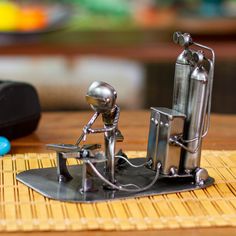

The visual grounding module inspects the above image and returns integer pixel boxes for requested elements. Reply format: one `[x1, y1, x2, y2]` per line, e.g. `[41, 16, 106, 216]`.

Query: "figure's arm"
[87, 126, 113, 133]
[76, 112, 99, 145]
[83, 112, 100, 131]
[88, 106, 120, 134]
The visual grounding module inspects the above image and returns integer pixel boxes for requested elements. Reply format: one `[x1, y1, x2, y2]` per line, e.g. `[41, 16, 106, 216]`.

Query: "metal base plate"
[16, 158, 214, 203]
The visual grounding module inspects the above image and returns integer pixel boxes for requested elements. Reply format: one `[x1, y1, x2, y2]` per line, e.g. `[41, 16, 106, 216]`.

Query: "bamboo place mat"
[1, 150, 236, 232]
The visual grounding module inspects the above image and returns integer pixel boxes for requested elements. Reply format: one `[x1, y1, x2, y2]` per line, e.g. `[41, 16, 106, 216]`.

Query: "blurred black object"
[0, 81, 41, 140]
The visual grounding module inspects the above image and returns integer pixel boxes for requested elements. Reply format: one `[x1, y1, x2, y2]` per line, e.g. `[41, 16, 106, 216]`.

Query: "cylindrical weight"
[182, 65, 209, 172]
[172, 49, 194, 115]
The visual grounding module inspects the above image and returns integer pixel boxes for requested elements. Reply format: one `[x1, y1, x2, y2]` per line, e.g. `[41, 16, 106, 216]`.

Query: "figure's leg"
[56, 152, 73, 183]
[104, 131, 116, 185]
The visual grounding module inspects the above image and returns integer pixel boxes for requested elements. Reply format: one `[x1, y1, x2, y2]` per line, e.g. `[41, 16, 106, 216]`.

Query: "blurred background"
[0, 0, 235, 113]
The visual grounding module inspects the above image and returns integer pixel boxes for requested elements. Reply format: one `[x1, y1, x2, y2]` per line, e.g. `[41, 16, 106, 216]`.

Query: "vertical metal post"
[56, 152, 72, 182]
[104, 129, 116, 184]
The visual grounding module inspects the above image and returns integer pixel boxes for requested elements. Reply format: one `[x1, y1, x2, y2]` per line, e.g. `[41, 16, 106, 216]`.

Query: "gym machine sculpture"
[17, 32, 215, 202]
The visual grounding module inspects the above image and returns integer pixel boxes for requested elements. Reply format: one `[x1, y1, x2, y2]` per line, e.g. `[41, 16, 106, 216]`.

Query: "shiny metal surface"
[86, 81, 117, 113]
[194, 44, 215, 138]
[172, 32, 195, 115]
[172, 50, 194, 114]
[147, 107, 186, 175]
[182, 66, 208, 171]
[194, 167, 209, 186]
[173, 31, 181, 44]
[16, 158, 214, 203]
[178, 33, 193, 47]
[173, 32, 193, 47]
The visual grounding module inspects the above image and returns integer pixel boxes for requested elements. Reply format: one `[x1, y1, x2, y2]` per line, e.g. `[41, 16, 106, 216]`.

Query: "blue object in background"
[0, 136, 11, 156]
[200, 0, 224, 17]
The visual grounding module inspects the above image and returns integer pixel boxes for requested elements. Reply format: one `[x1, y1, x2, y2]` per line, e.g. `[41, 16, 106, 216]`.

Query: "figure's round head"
[86, 81, 117, 113]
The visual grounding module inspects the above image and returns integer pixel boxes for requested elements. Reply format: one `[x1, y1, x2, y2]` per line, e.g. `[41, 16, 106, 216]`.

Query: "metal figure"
[76, 81, 124, 185]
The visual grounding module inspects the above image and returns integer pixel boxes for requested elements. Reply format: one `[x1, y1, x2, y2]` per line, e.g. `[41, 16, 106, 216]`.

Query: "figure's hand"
[82, 125, 90, 141]
[83, 125, 88, 134]
[87, 128, 94, 134]
[84, 124, 94, 133]
[83, 126, 94, 136]
[76, 124, 94, 146]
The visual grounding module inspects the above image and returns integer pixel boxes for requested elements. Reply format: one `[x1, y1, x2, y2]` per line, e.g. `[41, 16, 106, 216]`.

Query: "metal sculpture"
[17, 32, 215, 202]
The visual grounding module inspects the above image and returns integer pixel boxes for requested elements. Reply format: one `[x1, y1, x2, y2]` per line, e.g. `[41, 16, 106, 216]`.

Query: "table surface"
[6, 110, 236, 236]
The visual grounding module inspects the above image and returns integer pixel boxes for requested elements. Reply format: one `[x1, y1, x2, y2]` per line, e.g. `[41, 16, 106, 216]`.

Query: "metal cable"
[87, 161, 161, 192]
[115, 155, 150, 168]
